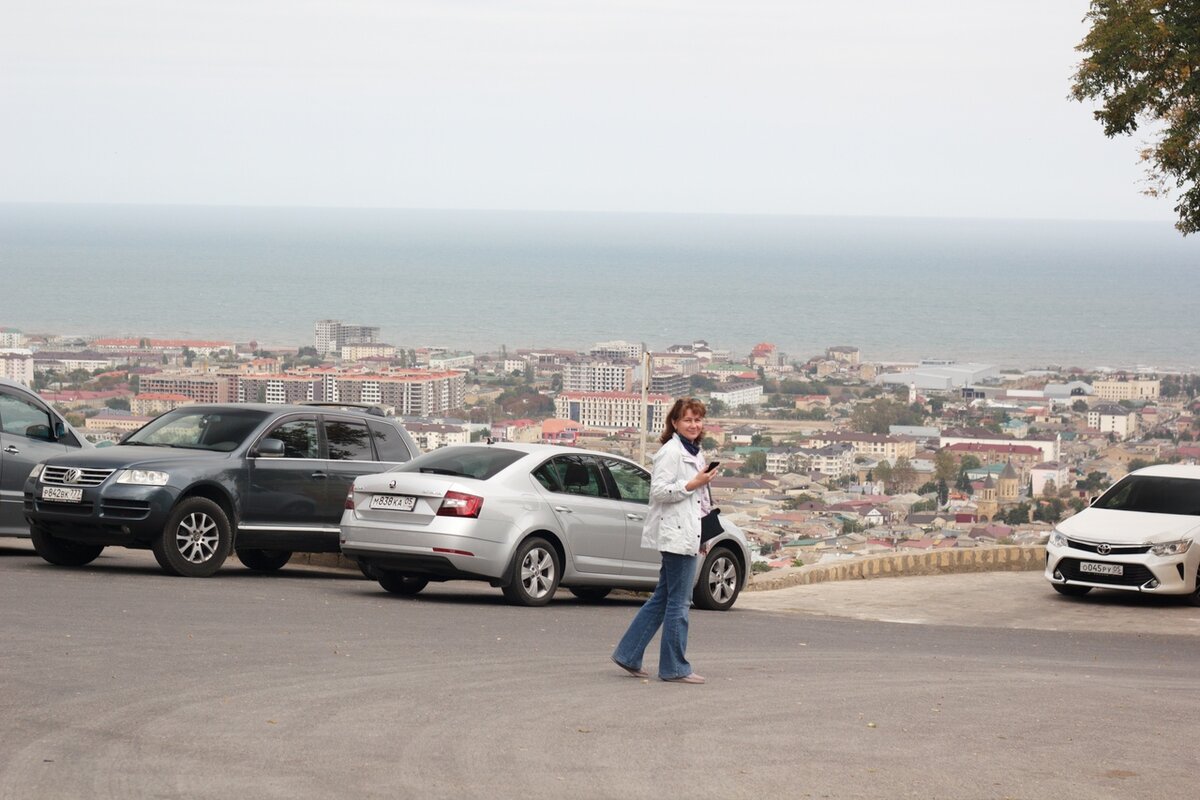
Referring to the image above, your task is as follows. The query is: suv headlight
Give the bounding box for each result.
[1049,529,1067,548]
[116,469,170,486]
[1151,538,1192,557]
[28,463,45,480]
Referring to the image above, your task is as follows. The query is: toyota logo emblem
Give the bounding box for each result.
[63,468,83,485]
[1096,543,1112,556]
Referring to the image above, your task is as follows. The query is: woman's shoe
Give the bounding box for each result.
[612,657,649,678]
[663,673,705,684]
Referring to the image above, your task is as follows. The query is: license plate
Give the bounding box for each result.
[1080,561,1123,576]
[42,486,83,503]
[369,494,416,512]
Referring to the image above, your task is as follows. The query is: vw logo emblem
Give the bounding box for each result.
[63,468,83,485]
[1096,543,1112,556]
[388,479,396,490]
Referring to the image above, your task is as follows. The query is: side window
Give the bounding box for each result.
[266,418,320,459]
[325,419,374,461]
[534,455,605,498]
[368,421,412,462]
[604,458,651,504]
[0,391,54,441]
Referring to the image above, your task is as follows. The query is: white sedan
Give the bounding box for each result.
[1045,464,1200,604]
[340,442,752,608]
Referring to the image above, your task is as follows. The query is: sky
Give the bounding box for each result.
[0,1,1175,223]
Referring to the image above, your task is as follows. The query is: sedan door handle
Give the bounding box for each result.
[553,506,573,513]
[626,514,644,521]
[2,445,18,454]
[311,471,328,479]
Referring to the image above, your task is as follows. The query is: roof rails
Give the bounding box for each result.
[298,401,387,417]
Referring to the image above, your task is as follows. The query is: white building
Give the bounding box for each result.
[1088,403,1138,440]
[404,422,470,450]
[711,382,765,410]
[590,340,643,360]
[0,328,25,348]
[0,349,35,385]
[563,360,638,393]
[555,391,672,432]
[1093,378,1160,403]
[341,343,397,362]
[1030,461,1071,497]
[429,352,476,371]
[878,360,1000,391]
[314,320,380,357]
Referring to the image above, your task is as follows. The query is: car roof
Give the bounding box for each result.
[172,403,400,421]
[1128,464,1200,480]
[456,441,644,465]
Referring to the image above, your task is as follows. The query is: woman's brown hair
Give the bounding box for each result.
[659,397,707,444]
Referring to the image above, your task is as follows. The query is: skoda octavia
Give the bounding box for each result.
[340,443,752,608]
[1045,465,1200,604]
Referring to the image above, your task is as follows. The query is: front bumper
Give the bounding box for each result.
[1044,540,1199,595]
[24,480,177,545]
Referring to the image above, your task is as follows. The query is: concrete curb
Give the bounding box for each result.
[301,545,1048,593]
[746,545,1046,592]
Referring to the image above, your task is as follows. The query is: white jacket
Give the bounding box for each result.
[640,435,710,556]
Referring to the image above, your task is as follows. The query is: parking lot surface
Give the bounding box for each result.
[3,540,1198,800]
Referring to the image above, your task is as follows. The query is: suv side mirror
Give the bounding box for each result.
[254,438,286,458]
[25,424,54,442]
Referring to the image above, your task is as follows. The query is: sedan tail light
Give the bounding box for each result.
[437,491,483,518]
[345,490,355,510]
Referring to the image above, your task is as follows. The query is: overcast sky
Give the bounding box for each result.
[0,1,1172,223]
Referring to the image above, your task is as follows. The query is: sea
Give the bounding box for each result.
[1,203,1197,371]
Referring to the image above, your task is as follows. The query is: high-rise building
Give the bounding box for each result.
[314,320,380,357]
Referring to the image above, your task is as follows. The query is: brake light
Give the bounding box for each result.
[345,490,355,510]
[437,491,483,518]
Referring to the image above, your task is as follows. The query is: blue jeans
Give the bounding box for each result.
[612,552,698,680]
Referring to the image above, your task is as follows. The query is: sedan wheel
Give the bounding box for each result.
[151,498,231,578]
[502,536,560,606]
[236,548,292,572]
[692,546,743,611]
[378,571,429,596]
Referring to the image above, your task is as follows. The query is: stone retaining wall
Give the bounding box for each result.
[746,545,1047,592]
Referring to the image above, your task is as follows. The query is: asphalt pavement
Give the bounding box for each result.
[2,539,1198,800]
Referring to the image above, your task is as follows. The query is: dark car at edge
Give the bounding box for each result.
[23,403,418,577]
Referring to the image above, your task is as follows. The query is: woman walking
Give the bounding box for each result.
[611,397,718,684]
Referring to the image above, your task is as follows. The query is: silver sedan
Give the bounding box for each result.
[340,442,752,608]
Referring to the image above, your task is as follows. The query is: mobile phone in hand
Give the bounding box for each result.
[706,461,720,472]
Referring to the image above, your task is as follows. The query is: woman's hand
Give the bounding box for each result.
[685,464,719,492]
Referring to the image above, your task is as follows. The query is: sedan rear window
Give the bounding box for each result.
[1094,475,1200,516]
[395,445,524,480]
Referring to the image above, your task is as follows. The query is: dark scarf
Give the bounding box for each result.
[676,432,700,457]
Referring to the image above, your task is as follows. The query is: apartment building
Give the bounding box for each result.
[939,428,1060,463]
[0,328,25,348]
[236,374,317,405]
[590,340,643,360]
[404,422,470,450]
[314,320,379,357]
[649,372,690,398]
[130,393,194,415]
[331,370,467,416]
[1093,377,1160,403]
[563,359,637,393]
[1088,403,1138,440]
[0,350,34,385]
[803,432,916,463]
[944,442,1044,481]
[139,373,235,404]
[1030,461,1072,497]
[711,382,765,410]
[555,391,672,432]
[340,343,397,363]
[429,352,475,371]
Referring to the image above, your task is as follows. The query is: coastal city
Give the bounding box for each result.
[4,318,1197,575]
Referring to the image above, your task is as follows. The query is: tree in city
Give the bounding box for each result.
[933,449,958,482]
[741,451,767,475]
[1073,1,1200,235]
[873,460,893,486]
[936,478,950,507]
[850,397,924,434]
[105,397,130,411]
[891,457,918,493]
[701,436,718,450]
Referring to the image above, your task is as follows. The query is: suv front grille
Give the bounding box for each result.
[1059,558,1155,587]
[1067,537,1151,555]
[41,466,115,487]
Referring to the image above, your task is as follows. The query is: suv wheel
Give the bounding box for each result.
[30,526,104,567]
[502,536,560,606]
[236,548,292,572]
[568,587,611,603]
[152,498,231,578]
[692,546,743,611]
[1052,583,1092,597]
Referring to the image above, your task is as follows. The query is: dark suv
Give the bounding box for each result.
[24,404,418,577]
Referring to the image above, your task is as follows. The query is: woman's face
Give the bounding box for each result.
[674,410,705,442]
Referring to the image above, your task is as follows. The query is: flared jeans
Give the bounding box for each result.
[612,551,698,680]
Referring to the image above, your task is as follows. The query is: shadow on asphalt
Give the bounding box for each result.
[1044,586,1195,609]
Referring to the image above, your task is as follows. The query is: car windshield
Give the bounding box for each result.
[1093,475,1200,517]
[394,445,525,480]
[124,409,271,451]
